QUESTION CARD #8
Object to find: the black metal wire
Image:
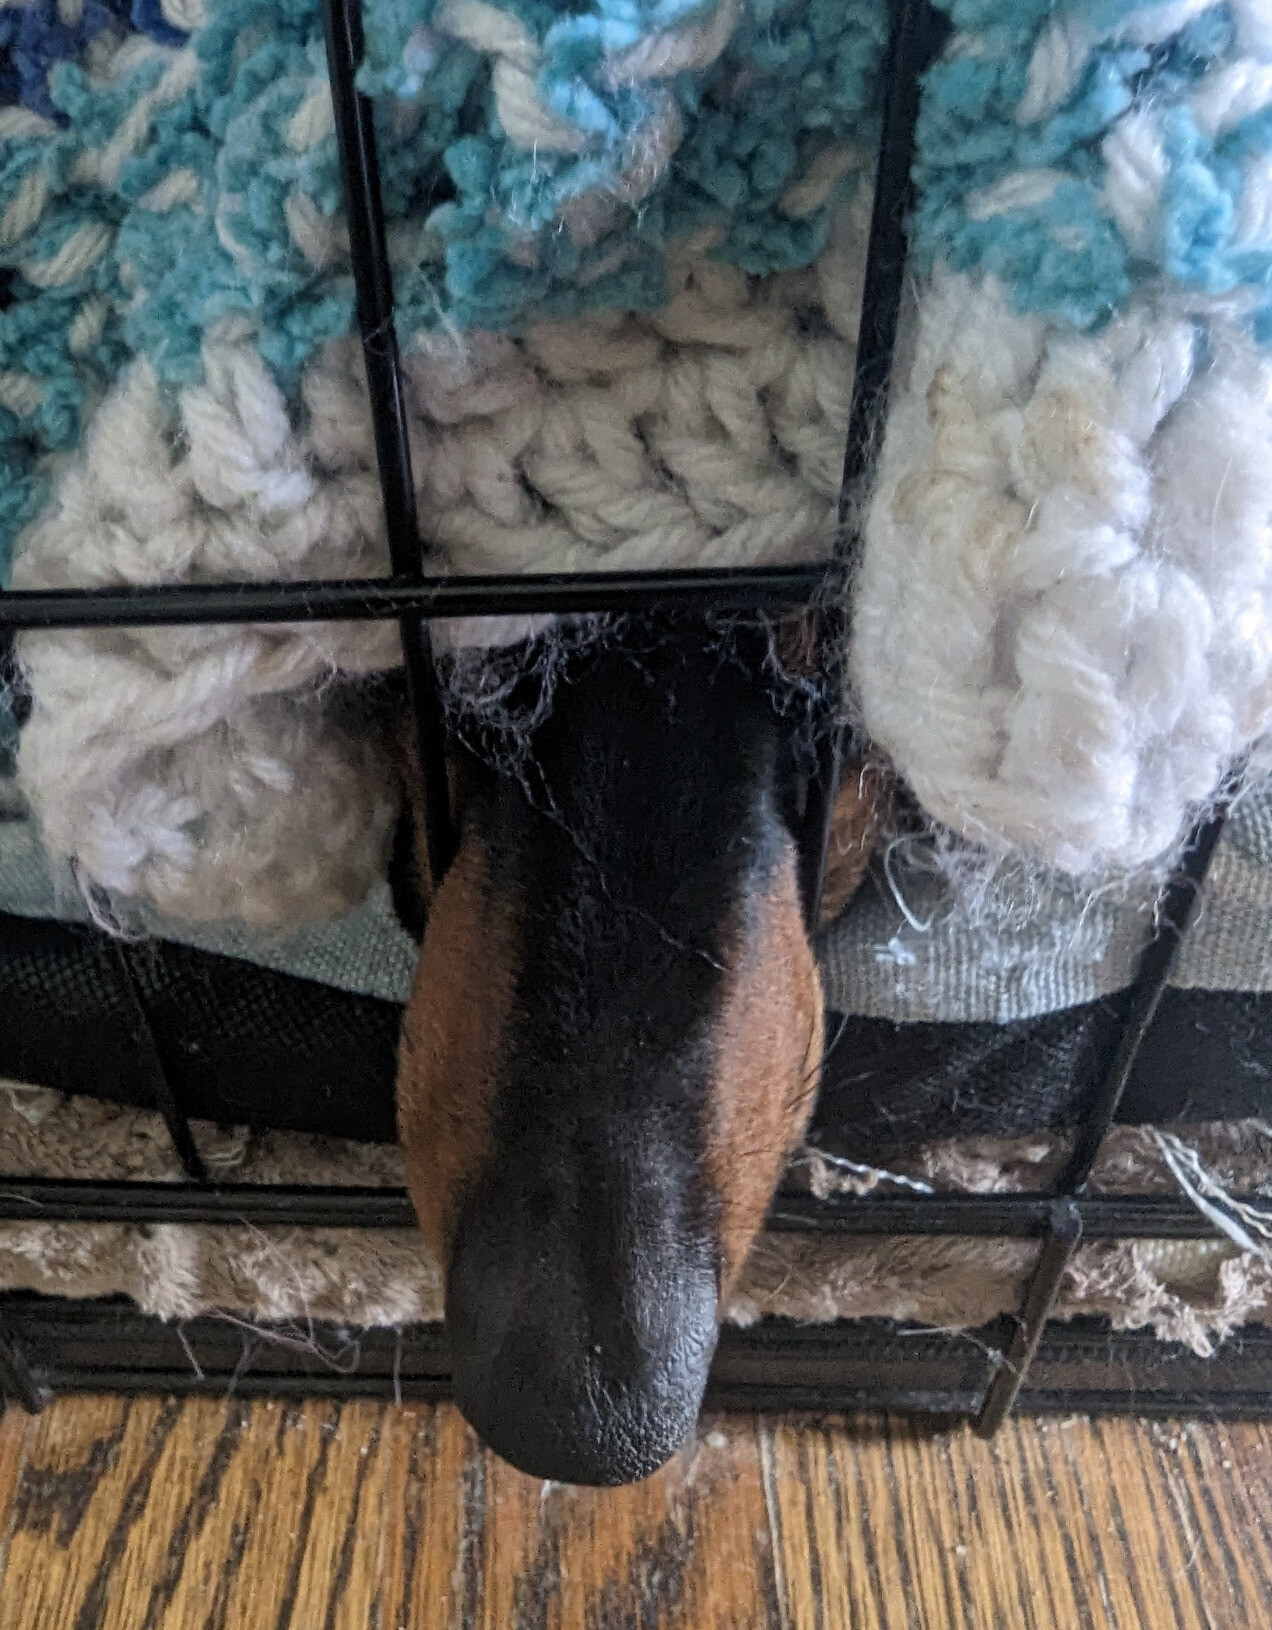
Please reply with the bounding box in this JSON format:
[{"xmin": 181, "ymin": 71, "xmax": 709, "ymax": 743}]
[
  {"xmin": 973, "ymin": 790, "xmax": 1238, "ymax": 1433},
  {"xmin": 837, "ymin": 0, "xmax": 949, "ymax": 552},
  {"xmin": 770, "ymin": 1189, "xmax": 1253, "ymax": 1240},
  {"xmin": 0, "ymin": 565, "xmax": 832, "ymax": 632},
  {"xmin": 0, "ymin": 1178, "xmax": 1256, "ymax": 1240},
  {"xmin": 974, "ymin": 1202, "xmax": 1083, "ymax": 1436},
  {"xmin": 110, "ymin": 944, "xmax": 208, "ymax": 1184},
  {"xmin": 321, "ymin": 0, "xmax": 456, "ymax": 885},
  {"xmin": 798, "ymin": 0, "xmax": 948, "ymax": 921},
  {"xmin": 13, "ymin": 1294, "xmax": 1272, "ymax": 1418},
  {"xmin": 1059, "ymin": 794, "xmax": 1238, "ymax": 1194}
]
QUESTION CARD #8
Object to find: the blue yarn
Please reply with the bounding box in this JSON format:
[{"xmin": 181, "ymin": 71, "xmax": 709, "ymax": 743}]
[
  {"xmin": 129, "ymin": 0, "xmax": 189, "ymax": 50},
  {"xmin": 366, "ymin": 0, "xmax": 887, "ymax": 325},
  {"xmin": 913, "ymin": 0, "xmax": 1272, "ymax": 331},
  {"xmin": 9, "ymin": 0, "xmax": 1271, "ymax": 590},
  {"xmin": 0, "ymin": 0, "xmax": 184, "ymax": 122},
  {"xmin": 0, "ymin": 0, "xmax": 889, "ymax": 580}
]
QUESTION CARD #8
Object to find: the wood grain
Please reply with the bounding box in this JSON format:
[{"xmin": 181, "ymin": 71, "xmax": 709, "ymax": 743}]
[{"xmin": 2, "ymin": 1398, "xmax": 1270, "ymax": 1629}]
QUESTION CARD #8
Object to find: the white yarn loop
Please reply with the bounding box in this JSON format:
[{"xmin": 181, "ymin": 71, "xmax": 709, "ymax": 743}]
[
  {"xmin": 604, "ymin": 0, "xmax": 738, "ymax": 86},
  {"xmin": 1017, "ymin": 0, "xmax": 1217, "ymax": 125},
  {"xmin": 855, "ymin": 268, "xmax": 1272, "ymax": 877}
]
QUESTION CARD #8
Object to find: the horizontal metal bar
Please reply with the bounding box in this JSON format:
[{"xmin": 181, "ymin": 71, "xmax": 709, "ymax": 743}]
[
  {"xmin": 766, "ymin": 1190, "xmax": 1248, "ymax": 1239},
  {"xmin": 0, "ymin": 1177, "xmax": 1252, "ymax": 1239},
  {"xmin": 0, "ymin": 565, "xmax": 834, "ymax": 632},
  {"xmin": 8, "ymin": 1295, "xmax": 1272, "ymax": 1416},
  {"xmin": 0, "ymin": 1181, "xmax": 416, "ymax": 1228}
]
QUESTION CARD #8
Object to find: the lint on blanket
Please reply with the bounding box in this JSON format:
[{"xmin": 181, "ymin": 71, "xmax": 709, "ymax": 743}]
[{"xmin": 2, "ymin": 0, "xmax": 1271, "ymax": 927}]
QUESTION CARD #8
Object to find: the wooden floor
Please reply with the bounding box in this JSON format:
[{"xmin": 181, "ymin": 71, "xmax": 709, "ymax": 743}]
[{"xmin": 0, "ymin": 1399, "xmax": 1269, "ymax": 1628}]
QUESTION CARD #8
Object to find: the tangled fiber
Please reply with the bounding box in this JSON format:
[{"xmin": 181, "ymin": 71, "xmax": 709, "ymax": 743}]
[{"xmin": 4, "ymin": 0, "xmax": 1272, "ymax": 927}]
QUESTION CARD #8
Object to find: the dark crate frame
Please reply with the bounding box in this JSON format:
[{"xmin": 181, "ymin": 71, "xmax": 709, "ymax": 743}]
[{"xmin": 0, "ymin": 0, "xmax": 1255, "ymax": 1427}]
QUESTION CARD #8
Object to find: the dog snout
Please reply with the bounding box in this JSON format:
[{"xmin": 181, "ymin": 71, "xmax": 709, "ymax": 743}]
[{"xmin": 444, "ymin": 1155, "xmax": 719, "ymax": 1486}]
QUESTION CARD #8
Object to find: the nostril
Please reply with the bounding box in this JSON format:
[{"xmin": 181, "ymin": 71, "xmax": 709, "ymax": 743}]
[{"xmin": 445, "ymin": 1192, "xmax": 720, "ymax": 1486}]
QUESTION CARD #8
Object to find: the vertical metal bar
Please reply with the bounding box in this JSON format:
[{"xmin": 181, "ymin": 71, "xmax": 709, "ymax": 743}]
[
  {"xmin": 974, "ymin": 1202, "xmax": 1082, "ymax": 1437},
  {"xmin": 1058, "ymin": 795, "xmax": 1236, "ymax": 1195},
  {"xmin": 0, "ymin": 1309, "xmax": 51, "ymax": 1412},
  {"xmin": 321, "ymin": 0, "xmax": 457, "ymax": 887},
  {"xmin": 798, "ymin": 0, "xmax": 948, "ymax": 923},
  {"xmin": 111, "ymin": 944, "xmax": 208, "ymax": 1184},
  {"xmin": 974, "ymin": 786, "xmax": 1237, "ymax": 1434}
]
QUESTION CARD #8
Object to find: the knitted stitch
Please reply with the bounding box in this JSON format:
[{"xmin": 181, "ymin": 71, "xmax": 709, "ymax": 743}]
[
  {"xmin": 9, "ymin": 0, "xmax": 1272, "ymax": 927},
  {"xmin": 0, "ymin": 0, "xmax": 884, "ymax": 577},
  {"xmin": 854, "ymin": 0, "xmax": 1272, "ymax": 876},
  {"xmin": 0, "ymin": 0, "xmax": 186, "ymax": 125},
  {"xmin": 12, "ymin": 203, "xmax": 870, "ymax": 922},
  {"xmin": 0, "ymin": 0, "xmax": 884, "ymax": 924}
]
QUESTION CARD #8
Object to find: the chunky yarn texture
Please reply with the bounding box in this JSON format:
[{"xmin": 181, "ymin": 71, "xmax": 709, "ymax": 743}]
[
  {"xmin": 855, "ymin": 0, "xmax": 1272, "ymax": 875},
  {"xmin": 0, "ymin": 0, "xmax": 884, "ymax": 573},
  {"xmin": 3, "ymin": 0, "xmax": 877, "ymax": 923},
  {"xmin": 6, "ymin": 0, "xmax": 1272, "ymax": 928}
]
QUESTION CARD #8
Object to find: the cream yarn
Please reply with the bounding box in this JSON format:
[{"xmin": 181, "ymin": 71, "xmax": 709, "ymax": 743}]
[
  {"xmin": 12, "ymin": 200, "xmax": 869, "ymax": 924},
  {"xmin": 855, "ymin": 270, "xmax": 1272, "ymax": 876}
]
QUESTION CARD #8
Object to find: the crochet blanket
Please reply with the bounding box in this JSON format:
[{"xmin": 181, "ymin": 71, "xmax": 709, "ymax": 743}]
[
  {"xmin": 4, "ymin": 0, "xmax": 1272, "ymax": 928},
  {"xmin": 857, "ymin": 0, "xmax": 1272, "ymax": 874},
  {"xmin": 4, "ymin": 759, "xmax": 1272, "ymax": 1019}
]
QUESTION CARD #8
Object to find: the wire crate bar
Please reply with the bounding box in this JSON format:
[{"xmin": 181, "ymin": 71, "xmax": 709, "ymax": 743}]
[
  {"xmin": 0, "ymin": 0, "xmax": 1248, "ymax": 1428},
  {"xmin": 0, "ymin": 564, "xmax": 836, "ymax": 631}
]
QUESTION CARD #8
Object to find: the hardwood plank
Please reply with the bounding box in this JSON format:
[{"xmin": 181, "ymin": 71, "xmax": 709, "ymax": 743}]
[
  {"xmin": 165, "ymin": 1398, "xmax": 400, "ymax": 1630},
  {"xmin": 1155, "ymin": 1418, "xmax": 1272, "ymax": 1625},
  {"xmin": 379, "ymin": 1400, "xmax": 473, "ymax": 1630},
  {"xmin": 0, "ymin": 1397, "xmax": 402, "ymax": 1630},
  {"xmin": 465, "ymin": 1411, "xmax": 779, "ymax": 1630},
  {"xmin": 5, "ymin": 1397, "xmax": 1272, "ymax": 1630},
  {"xmin": 0, "ymin": 1404, "xmax": 34, "ymax": 1588},
  {"xmin": 379, "ymin": 1404, "xmax": 780, "ymax": 1630},
  {"xmin": 1, "ymin": 1394, "xmax": 172, "ymax": 1630},
  {"xmin": 763, "ymin": 1413, "xmax": 1272, "ymax": 1630}
]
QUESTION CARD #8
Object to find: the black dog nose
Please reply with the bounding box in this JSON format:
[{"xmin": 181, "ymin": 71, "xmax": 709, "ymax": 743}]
[{"xmin": 445, "ymin": 1161, "xmax": 719, "ymax": 1485}]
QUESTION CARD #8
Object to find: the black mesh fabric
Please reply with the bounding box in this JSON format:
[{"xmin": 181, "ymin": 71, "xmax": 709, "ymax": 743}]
[
  {"xmin": 815, "ymin": 989, "xmax": 1272, "ymax": 1160},
  {"xmin": 813, "ymin": 1001, "xmax": 1117, "ymax": 1161},
  {"xmin": 0, "ymin": 914, "xmax": 145, "ymax": 1099},
  {"xmin": 3, "ymin": 911, "xmax": 1272, "ymax": 1157},
  {"xmin": 0, "ymin": 912, "xmax": 399, "ymax": 1141}
]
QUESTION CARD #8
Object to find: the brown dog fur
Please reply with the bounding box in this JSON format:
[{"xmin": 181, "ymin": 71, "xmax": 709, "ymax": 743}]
[
  {"xmin": 705, "ymin": 847, "xmax": 825, "ymax": 1293},
  {"xmin": 397, "ymin": 835, "xmax": 519, "ymax": 1262}
]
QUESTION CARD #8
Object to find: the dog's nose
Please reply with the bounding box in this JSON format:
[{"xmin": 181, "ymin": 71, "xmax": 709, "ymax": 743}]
[{"xmin": 444, "ymin": 1159, "xmax": 719, "ymax": 1485}]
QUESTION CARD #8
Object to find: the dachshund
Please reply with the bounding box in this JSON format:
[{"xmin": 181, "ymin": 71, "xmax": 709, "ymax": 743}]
[{"xmin": 389, "ymin": 614, "xmax": 881, "ymax": 1485}]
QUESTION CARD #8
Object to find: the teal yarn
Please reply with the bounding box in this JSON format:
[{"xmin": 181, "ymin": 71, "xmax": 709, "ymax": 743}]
[
  {"xmin": 11, "ymin": 0, "xmax": 1272, "ymax": 926},
  {"xmin": 912, "ymin": 0, "xmax": 1272, "ymax": 330},
  {"xmin": 0, "ymin": 0, "xmax": 886, "ymax": 581},
  {"xmin": 8, "ymin": 0, "xmax": 1272, "ymax": 588}
]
